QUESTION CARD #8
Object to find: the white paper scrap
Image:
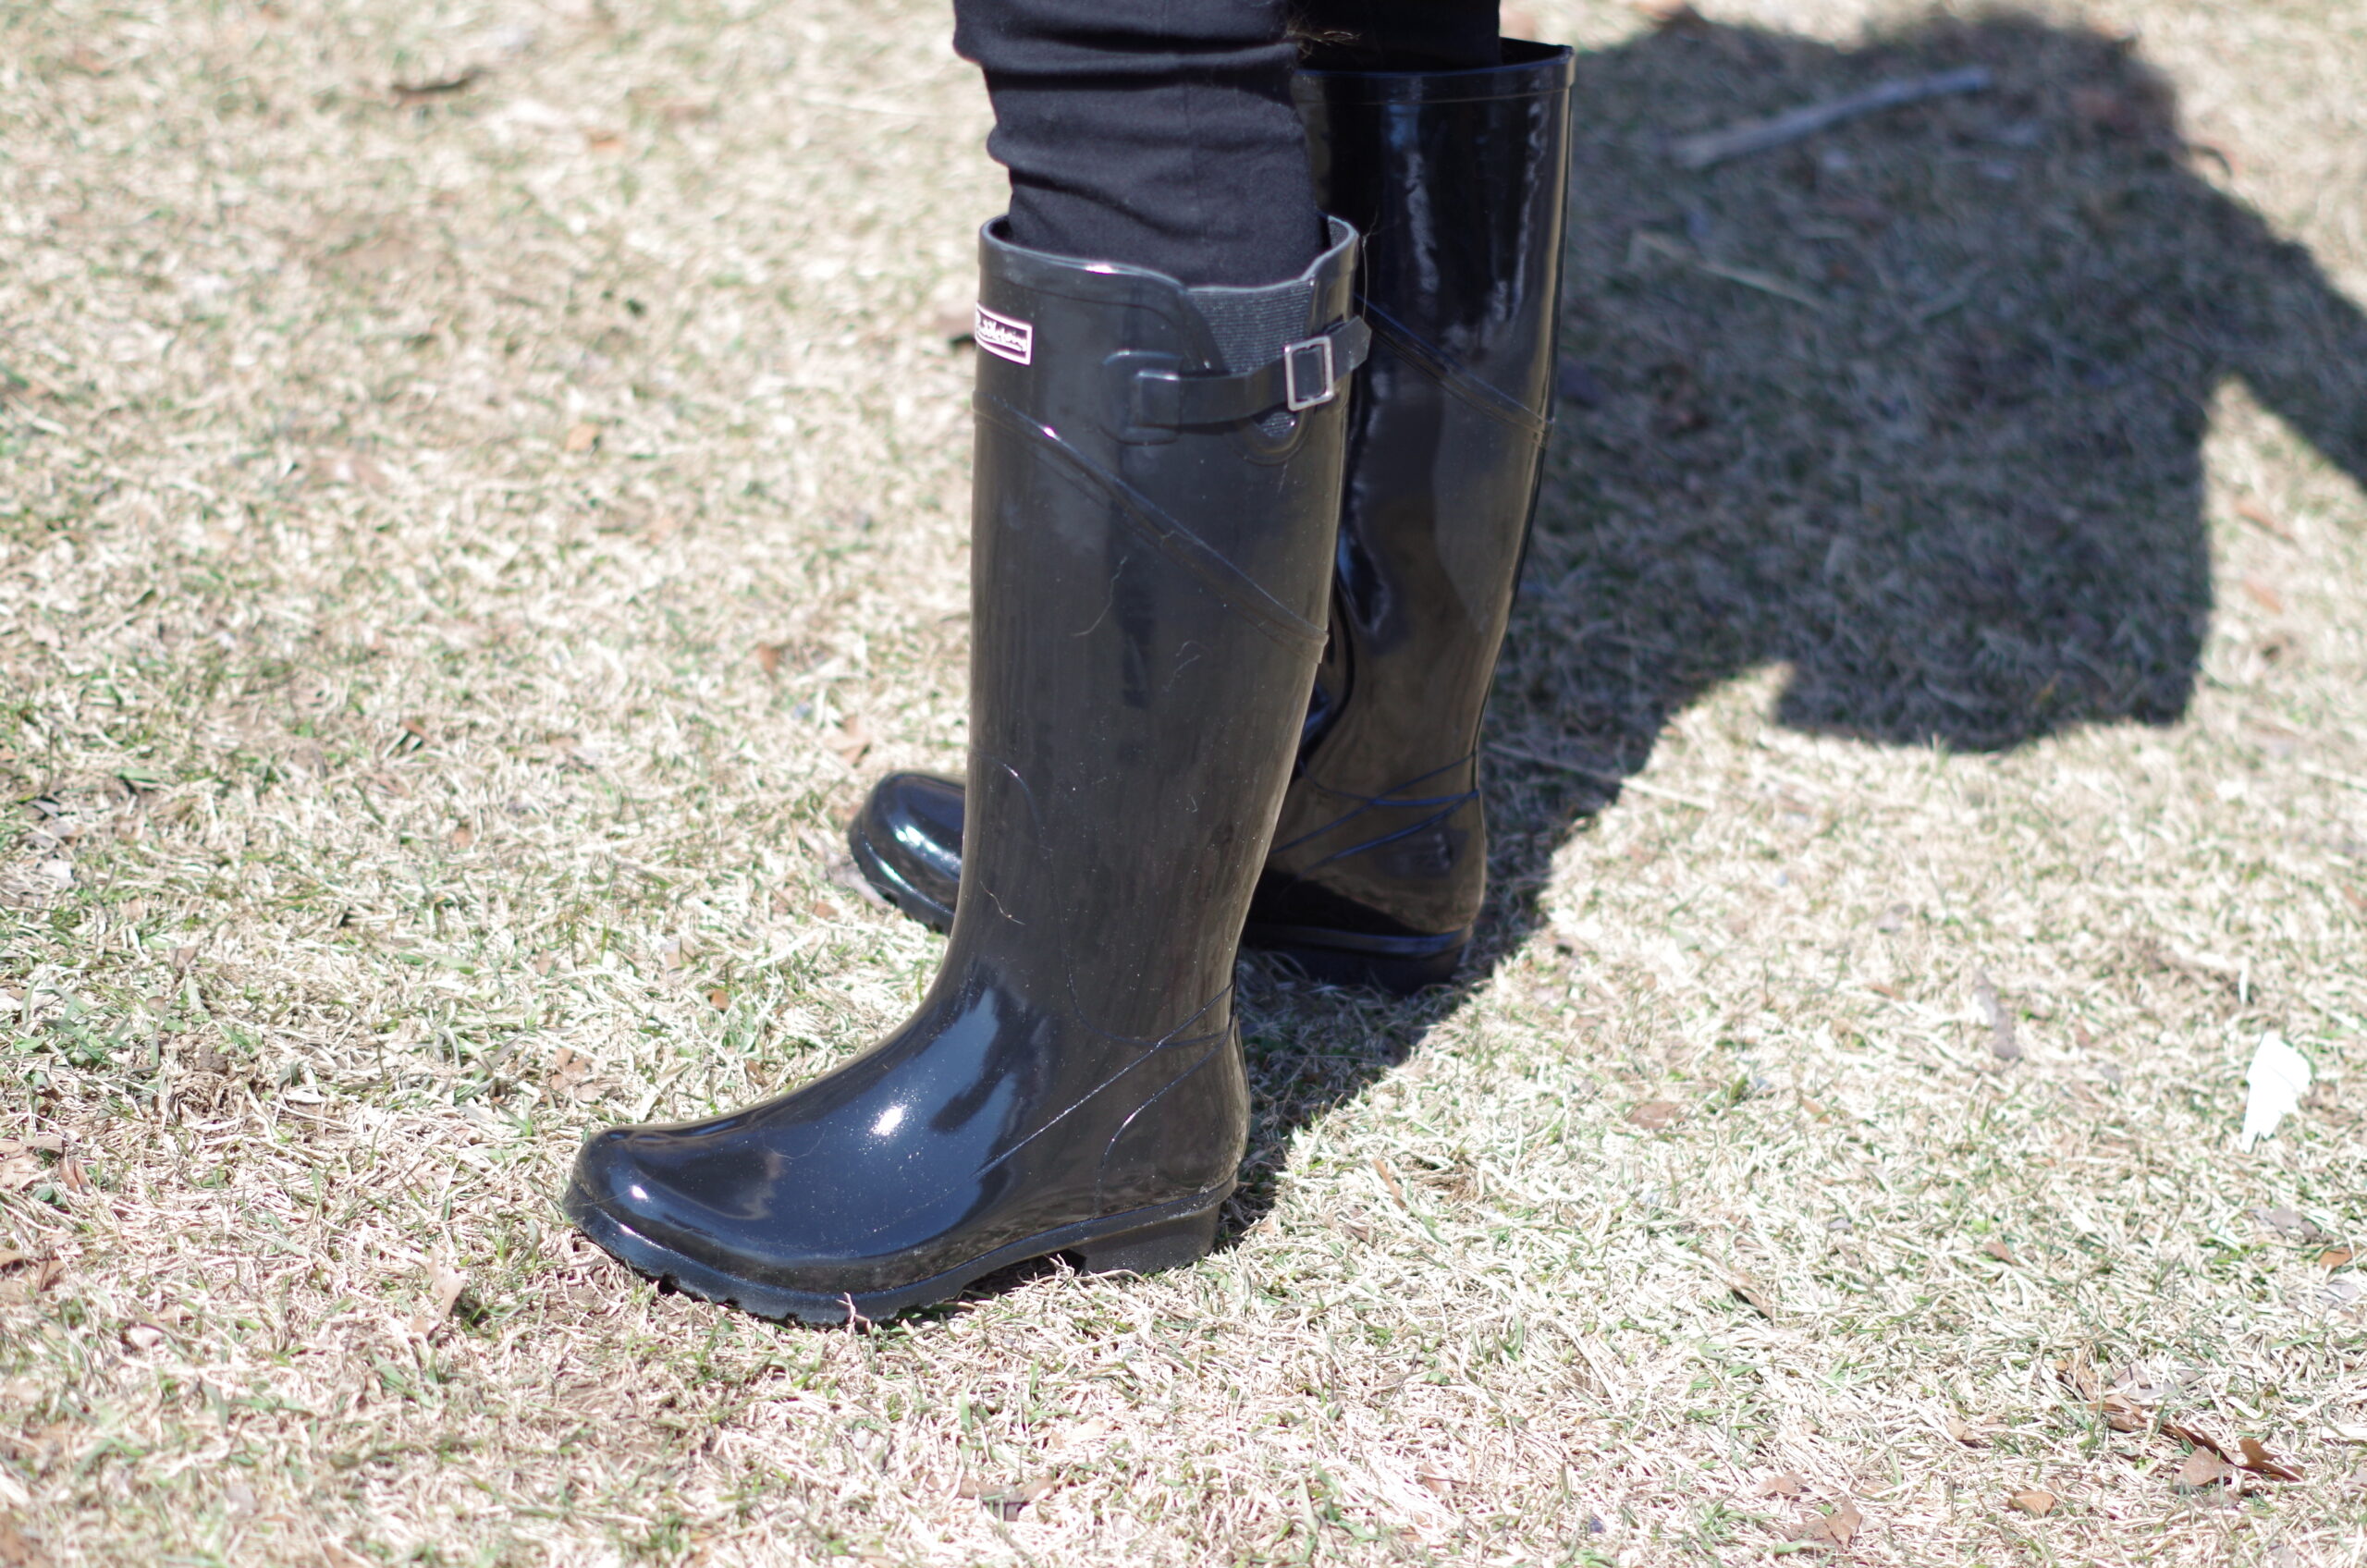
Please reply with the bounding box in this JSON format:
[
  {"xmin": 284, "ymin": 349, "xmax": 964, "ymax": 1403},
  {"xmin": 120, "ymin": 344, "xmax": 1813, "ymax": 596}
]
[{"xmin": 2238, "ymin": 1033, "xmax": 2312, "ymax": 1151}]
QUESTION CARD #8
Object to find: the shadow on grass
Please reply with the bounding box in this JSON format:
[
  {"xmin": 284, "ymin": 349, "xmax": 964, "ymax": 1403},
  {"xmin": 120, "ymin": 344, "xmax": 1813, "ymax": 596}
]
[{"xmin": 1217, "ymin": 6, "xmax": 2367, "ymax": 1239}]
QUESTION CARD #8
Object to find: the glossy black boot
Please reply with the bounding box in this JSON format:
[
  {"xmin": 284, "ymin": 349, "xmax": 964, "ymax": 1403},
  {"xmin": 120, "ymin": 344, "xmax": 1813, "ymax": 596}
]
[
  {"xmin": 848, "ymin": 42, "xmax": 1576, "ymax": 993},
  {"xmin": 566, "ymin": 220, "xmax": 1367, "ymax": 1323}
]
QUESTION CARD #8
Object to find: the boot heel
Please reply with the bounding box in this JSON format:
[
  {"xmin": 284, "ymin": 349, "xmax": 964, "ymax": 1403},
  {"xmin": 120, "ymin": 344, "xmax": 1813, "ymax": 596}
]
[{"xmin": 1072, "ymin": 1207, "xmax": 1220, "ymax": 1276}]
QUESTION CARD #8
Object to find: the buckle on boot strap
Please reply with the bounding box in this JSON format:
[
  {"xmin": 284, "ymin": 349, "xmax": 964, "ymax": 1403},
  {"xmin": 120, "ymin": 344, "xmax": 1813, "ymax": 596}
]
[
  {"xmin": 1113, "ymin": 317, "xmax": 1371, "ymax": 432},
  {"xmin": 1282, "ymin": 335, "xmax": 1338, "ymax": 411}
]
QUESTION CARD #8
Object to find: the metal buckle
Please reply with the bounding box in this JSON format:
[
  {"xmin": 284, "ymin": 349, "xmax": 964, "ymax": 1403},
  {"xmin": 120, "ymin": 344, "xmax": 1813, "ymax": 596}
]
[{"xmin": 1282, "ymin": 334, "xmax": 1337, "ymax": 412}]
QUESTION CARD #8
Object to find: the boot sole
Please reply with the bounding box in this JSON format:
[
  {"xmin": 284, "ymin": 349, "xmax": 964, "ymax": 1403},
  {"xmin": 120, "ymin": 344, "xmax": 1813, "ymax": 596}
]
[
  {"xmin": 564, "ymin": 1182, "xmax": 1231, "ymax": 1327},
  {"xmin": 1246, "ymin": 924, "xmax": 1466, "ymax": 996}
]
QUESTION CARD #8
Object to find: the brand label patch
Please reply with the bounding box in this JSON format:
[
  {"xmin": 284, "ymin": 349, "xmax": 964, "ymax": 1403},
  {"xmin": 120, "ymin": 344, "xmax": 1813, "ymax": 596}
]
[{"xmin": 973, "ymin": 303, "xmax": 1034, "ymax": 366}]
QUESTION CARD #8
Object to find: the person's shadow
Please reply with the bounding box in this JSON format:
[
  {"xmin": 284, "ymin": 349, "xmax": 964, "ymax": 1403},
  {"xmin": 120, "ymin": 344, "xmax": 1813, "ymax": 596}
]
[{"xmin": 1219, "ymin": 6, "xmax": 2367, "ymax": 1232}]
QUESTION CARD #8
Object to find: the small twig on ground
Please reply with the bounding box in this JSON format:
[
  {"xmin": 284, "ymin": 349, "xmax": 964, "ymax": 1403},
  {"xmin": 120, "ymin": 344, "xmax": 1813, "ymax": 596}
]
[{"xmin": 1672, "ymin": 67, "xmax": 1993, "ymax": 169}]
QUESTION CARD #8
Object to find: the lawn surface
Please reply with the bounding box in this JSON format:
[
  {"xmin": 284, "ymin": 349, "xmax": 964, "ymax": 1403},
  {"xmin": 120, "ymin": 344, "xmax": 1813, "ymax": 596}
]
[{"xmin": 2, "ymin": 0, "xmax": 2363, "ymax": 1562}]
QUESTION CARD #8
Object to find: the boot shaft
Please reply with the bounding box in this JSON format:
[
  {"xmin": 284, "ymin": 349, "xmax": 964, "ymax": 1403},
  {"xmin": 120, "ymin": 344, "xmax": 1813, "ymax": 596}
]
[
  {"xmin": 954, "ymin": 218, "xmax": 1367, "ymax": 1040},
  {"xmin": 1258, "ymin": 41, "xmax": 1576, "ymax": 944}
]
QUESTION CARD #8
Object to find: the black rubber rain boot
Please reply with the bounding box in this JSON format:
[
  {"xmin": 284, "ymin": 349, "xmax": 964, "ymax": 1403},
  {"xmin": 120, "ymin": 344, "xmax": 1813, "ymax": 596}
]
[
  {"xmin": 849, "ymin": 42, "xmax": 1576, "ymax": 993},
  {"xmin": 564, "ymin": 219, "xmax": 1367, "ymax": 1324}
]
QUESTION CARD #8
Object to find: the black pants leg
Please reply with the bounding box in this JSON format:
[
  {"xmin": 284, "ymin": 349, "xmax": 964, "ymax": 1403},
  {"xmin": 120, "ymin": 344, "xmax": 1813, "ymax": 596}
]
[{"xmin": 952, "ymin": 0, "xmax": 1501, "ymax": 288}]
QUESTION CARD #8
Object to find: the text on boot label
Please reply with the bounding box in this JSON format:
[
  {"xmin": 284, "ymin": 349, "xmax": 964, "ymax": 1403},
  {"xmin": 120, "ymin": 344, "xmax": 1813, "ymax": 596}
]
[{"xmin": 974, "ymin": 304, "xmax": 1034, "ymax": 365}]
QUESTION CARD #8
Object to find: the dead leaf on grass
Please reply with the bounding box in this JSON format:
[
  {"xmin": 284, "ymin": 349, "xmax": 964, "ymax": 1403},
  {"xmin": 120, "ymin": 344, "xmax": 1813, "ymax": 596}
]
[
  {"xmin": 963, "ymin": 1475, "xmax": 1058, "ymax": 1520},
  {"xmin": 0, "ymin": 1513, "xmax": 44, "ymax": 1568},
  {"xmin": 2252, "ymin": 1207, "xmax": 2328, "ymax": 1241},
  {"xmin": 1753, "ymin": 1470, "xmax": 1808, "ymax": 1497},
  {"xmin": 1973, "ymin": 971, "xmax": 2020, "ymax": 1061},
  {"xmin": 0, "ymin": 1257, "xmax": 65, "ymax": 1302},
  {"xmin": 2006, "ymin": 1488, "xmax": 2056, "ymax": 1515},
  {"xmin": 1981, "ymin": 1237, "xmax": 2019, "ymax": 1265},
  {"xmin": 2234, "ymin": 496, "xmax": 2294, "ymax": 540},
  {"xmin": 1626, "ymin": 1099, "xmax": 1682, "ymax": 1130},
  {"xmin": 1946, "ymin": 1416, "xmax": 1991, "ymax": 1446},
  {"xmin": 754, "ymin": 642, "xmax": 785, "ymax": 676},
  {"xmin": 2175, "ymin": 1451, "xmax": 2231, "ymax": 1488},
  {"xmin": 562, "ymin": 422, "xmax": 601, "ymax": 453},
  {"xmin": 2235, "ymin": 1437, "xmax": 2302, "ymax": 1482},
  {"xmin": 2240, "ymin": 577, "xmax": 2286, "ymax": 615},
  {"xmin": 119, "ymin": 1323, "xmax": 166, "ymax": 1352},
  {"xmin": 548, "ymin": 1047, "xmax": 590, "ymax": 1098},
  {"xmin": 429, "ymin": 1262, "xmax": 468, "ymax": 1320},
  {"xmin": 1730, "ymin": 1279, "xmax": 1777, "ymax": 1317},
  {"xmin": 1787, "ymin": 1500, "xmax": 1861, "ymax": 1548},
  {"xmin": 2320, "ymin": 1247, "xmax": 2356, "ymax": 1268},
  {"xmin": 706, "ymin": 987, "xmax": 729, "ymax": 1011},
  {"xmin": 834, "ymin": 715, "xmax": 873, "ymax": 766}
]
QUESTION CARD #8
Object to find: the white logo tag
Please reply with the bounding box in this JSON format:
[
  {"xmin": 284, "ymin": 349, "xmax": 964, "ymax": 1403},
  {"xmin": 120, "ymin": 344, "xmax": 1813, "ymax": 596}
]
[{"xmin": 974, "ymin": 304, "xmax": 1034, "ymax": 365}]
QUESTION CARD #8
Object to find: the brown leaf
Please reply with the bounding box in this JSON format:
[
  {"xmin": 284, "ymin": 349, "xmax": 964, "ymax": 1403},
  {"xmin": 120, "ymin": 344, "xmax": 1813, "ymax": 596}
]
[
  {"xmin": 2235, "ymin": 1437, "xmax": 2302, "ymax": 1483},
  {"xmin": 119, "ymin": 1323, "xmax": 166, "ymax": 1352},
  {"xmin": 562, "ymin": 422, "xmax": 601, "ymax": 453},
  {"xmin": 429, "ymin": 1263, "xmax": 467, "ymax": 1320},
  {"xmin": 1981, "ymin": 1237, "xmax": 2018, "ymax": 1265},
  {"xmin": 2252, "ymin": 1207, "xmax": 2327, "ymax": 1240},
  {"xmin": 1731, "ymin": 1280, "xmax": 1777, "ymax": 1318},
  {"xmin": 754, "ymin": 642, "xmax": 785, "ymax": 676},
  {"xmin": 706, "ymin": 987, "xmax": 729, "ymax": 1011},
  {"xmin": 1788, "ymin": 1501, "xmax": 1861, "ymax": 1548},
  {"xmin": 2005, "ymin": 1489, "xmax": 2055, "ymax": 1516},
  {"xmin": 1626, "ymin": 1099, "xmax": 1682, "ymax": 1130},
  {"xmin": 1973, "ymin": 971, "xmax": 2020, "ymax": 1061},
  {"xmin": 1753, "ymin": 1470, "xmax": 1808, "ymax": 1498},
  {"xmin": 448, "ymin": 824, "xmax": 475, "ymax": 850},
  {"xmin": 2236, "ymin": 497, "xmax": 2296, "ymax": 541},
  {"xmin": 0, "ymin": 1157, "xmax": 42, "ymax": 1192},
  {"xmin": 2099, "ymin": 1394, "xmax": 2146, "ymax": 1433},
  {"xmin": 583, "ymin": 129, "xmax": 624, "ymax": 154},
  {"xmin": 0, "ymin": 1513, "xmax": 43, "ymax": 1568},
  {"xmin": 835, "ymin": 715, "xmax": 874, "ymax": 766},
  {"xmin": 2320, "ymin": 1247, "xmax": 2356, "ymax": 1268},
  {"xmin": 2175, "ymin": 1451, "xmax": 2230, "ymax": 1488},
  {"xmin": 2241, "ymin": 577, "xmax": 2286, "ymax": 615},
  {"xmin": 972, "ymin": 1475, "xmax": 1058, "ymax": 1520},
  {"xmin": 1946, "ymin": 1416, "xmax": 1989, "ymax": 1446}
]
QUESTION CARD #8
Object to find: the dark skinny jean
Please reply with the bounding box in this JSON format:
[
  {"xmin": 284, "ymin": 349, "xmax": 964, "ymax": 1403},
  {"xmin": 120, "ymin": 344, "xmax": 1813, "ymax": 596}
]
[{"xmin": 951, "ymin": 1, "xmax": 1503, "ymax": 286}]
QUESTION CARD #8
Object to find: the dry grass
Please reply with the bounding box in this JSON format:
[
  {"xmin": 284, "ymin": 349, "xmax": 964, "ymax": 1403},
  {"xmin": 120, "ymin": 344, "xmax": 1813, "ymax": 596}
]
[{"xmin": 2, "ymin": 0, "xmax": 2363, "ymax": 1562}]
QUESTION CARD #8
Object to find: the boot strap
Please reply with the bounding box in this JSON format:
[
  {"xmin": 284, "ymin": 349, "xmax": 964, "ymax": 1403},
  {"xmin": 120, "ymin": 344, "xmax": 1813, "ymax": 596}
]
[{"xmin": 1109, "ymin": 318, "xmax": 1371, "ymax": 433}]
